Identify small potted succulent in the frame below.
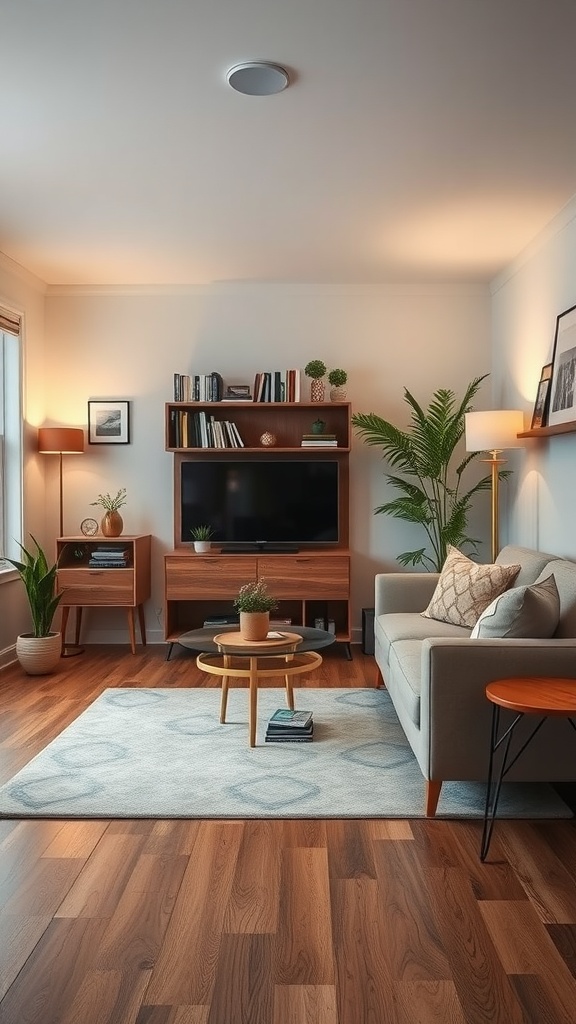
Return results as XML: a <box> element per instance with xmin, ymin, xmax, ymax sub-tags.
<box><xmin>190</xmin><ymin>524</ymin><xmax>214</xmax><ymax>553</ymax></box>
<box><xmin>304</xmin><ymin>359</ymin><xmax>327</xmax><ymax>402</ymax></box>
<box><xmin>7</xmin><ymin>535</ymin><xmax>62</xmax><ymax>674</ymax></box>
<box><xmin>328</xmin><ymin>367</ymin><xmax>348</xmax><ymax>401</ymax></box>
<box><xmin>233</xmin><ymin>578</ymin><xmax>278</xmax><ymax>641</ymax></box>
<box><xmin>90</xmin><ymin>487</ymin><xmax>127</xmax><ymax>537</ymax></box>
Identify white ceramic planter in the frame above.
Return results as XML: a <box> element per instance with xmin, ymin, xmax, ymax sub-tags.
<box><xmin>193</xmin><ymin>541</ymin><xmax>212</xmax><ymax>553</ymax></box>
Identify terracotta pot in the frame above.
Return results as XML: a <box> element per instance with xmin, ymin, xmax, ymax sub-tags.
<box><xmin>16</xmin><ymin>632</ymin><xmax>61</xmax><ymax>675</ymax></box>
<box><xmin>310</xmin><ymin>379</ymin><xmax>325</xmax><ymax>403</ymax></box>
<box><xmin>101</xmin><ymin>510</ymin><xmax>124</xmax><ymax>537</ymax></box>
<box><xmin>239</xmin><ymin>611</ymin><xmax>270</xmax><ymax>642</ymax></box>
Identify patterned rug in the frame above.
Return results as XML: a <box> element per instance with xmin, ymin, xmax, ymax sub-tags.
<box><xmin>0</xmin><ymin>687</ymin><xmax>571</xmax><ymax>819</ymax></box>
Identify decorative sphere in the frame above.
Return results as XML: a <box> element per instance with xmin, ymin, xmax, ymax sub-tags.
<box><xmin>259</xmin><ymin>431</ymin><xmax>277</xmax><ymax>447</ymax></box>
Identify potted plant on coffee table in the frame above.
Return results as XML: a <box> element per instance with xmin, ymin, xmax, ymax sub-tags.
<box><xmin>233</xmin><ymin>579</ymin><xmax>278</xmax><ymax>641</ymax></box>
<box><xmin>7</xmin><ymin>535</ymin><xmax>63</xmax><ymax>674</ymax></box>
<box><xmin>190</xmin><ymin>524</ymin><xmax>214</xmax><ymax>553</ymax></box>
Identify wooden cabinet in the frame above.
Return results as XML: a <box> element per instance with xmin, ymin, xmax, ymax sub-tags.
<box><xmin>164</xmin><ymin>550</ymin><xmax>351</xmax><ymax>652</ymax></box>
<box><xmin>164</xmin><ymin>400</ymin><xmax>352</xmax><ymax>656</ymax></box>
<box><xmin>56</xmin><ymin>535</ymin><xmax>151</xmax><ymax>654</ymax></box>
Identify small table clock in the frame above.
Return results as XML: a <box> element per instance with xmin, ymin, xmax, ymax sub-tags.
<box><xmin>80</xmin><ymin>517</ymin><xmax>99</xmax><ymax>537</ymax></box>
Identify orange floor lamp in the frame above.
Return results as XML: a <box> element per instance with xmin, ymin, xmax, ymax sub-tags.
<box><xmin>465</xmin><ymin>410</ymin><xmax>524</xmax><ymax>562</ymax></box>
<box><xmin>38</xmin><ymin>426</ymin><xmax>85</xmax><ymax>537</ymax></box>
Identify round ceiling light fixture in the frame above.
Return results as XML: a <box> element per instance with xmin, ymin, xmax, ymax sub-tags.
<box><xmin>226</xmin><ymin>61</ymin><xmax>290</xmax><ymax>96</ymax></box>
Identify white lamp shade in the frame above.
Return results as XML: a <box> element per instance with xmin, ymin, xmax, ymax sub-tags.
<box><xmin>465</xmin><ymin>410</ymin><xmax>525</xmax><ymax>452</ymax></box>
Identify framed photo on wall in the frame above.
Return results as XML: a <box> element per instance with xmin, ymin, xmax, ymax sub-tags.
<box><xmin>88</xmin><ymin>400</ymin><xmax>131</xmax><ymax>444</ymax></box>
<box><xmin>548</xmin><ymin>304</ymin><xmax>576</xmax><ymax>427</ymax></box>
<box><xmin>530</xmin><ymin>361</ymin><xmax>553</xmax><ymax>429</ymax></box>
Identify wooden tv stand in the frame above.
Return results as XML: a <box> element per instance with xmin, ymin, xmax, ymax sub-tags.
<box><xmin>164</xmin><ymin>399</ymin><xmax>352</xmax><ymax>658</ymax></box>
<box><xmin>164</xmin><ymin>548</ymin><xmax>351</xmax><ymax>658</ymax></box>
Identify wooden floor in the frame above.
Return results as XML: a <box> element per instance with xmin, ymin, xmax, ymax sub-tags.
<box><xmin>1</xmin><ymin>644</ymin><xmax>576</xmax><ymax>1024</ymax></box>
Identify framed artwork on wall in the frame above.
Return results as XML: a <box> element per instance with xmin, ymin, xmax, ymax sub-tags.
<box><xmin>88</xmin><ymin>400</ymin><xmax>131</xmax><ymax>444</ymax></box>
<box><xmin>530</xmin><ymin>361</ymin><xmax>553</xmax><ymax>429</ymax></box>
<box><xmin>548</xmin><ymin>304</ymin><xmax>576</xmax><ymax>427</ymax></box>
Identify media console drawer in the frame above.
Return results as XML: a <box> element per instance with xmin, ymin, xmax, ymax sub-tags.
<box><xmin>165</xmin><ymin>555</ymin><xmax>257</xmax><ymax>599</ymax></box>
<box><xmin>258</xmin><ymin>555</ymin><xmax>349</xmax><ymax>597</ymax></box>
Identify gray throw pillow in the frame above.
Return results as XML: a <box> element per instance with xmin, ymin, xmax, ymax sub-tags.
<box><xmin>470</xmin><ymin>573</ymin><xmax>560</xmax><ymax>639</ymax></box>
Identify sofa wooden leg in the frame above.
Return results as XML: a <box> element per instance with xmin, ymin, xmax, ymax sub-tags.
<box><xmin>425</xmin><ymin>780</ymin><xmax>442</xmax><ymax>817</ymax></box>
<box><xmin>375</xmin><ymin>665</ymin><xmax>385</xmax><ymax>689</ymax></box>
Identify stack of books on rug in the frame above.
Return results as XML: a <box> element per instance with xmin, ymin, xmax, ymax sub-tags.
<box><xmin>88</xmin><ymin>545</ymin><xmax>130</xmax><ymax>568</ymax></box>
<box><xmin>265</xmin><ymin>708</ymin><xmax>313</xmax><ymax>743</ymax></box>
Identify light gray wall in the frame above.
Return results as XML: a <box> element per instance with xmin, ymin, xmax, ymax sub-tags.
<box><xmin>491</xmin><ymin>195</ymin><xmax>576</xmax><ymax>559</ymax></box>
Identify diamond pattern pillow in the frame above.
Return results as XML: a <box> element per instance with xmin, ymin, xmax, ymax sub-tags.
<box><xmin>422</xmin><ymin>545</ymin><xmax>521</xmax><ymax>628</ymax></box>
<box><xmin>470</xmin><ymin>573</ymin><xmax>559</xmax><ymax>639</ymax></box>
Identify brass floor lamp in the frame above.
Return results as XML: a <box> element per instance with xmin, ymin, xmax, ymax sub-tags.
<box><xmin>38</xmin><ymin>426</ymin><xmax>85</xmax><ymax>656</ymax></box>
<box><xmin>465</xmin><ymin>410</ymin><xmax>525</xmax><ymax>562</ymax></box>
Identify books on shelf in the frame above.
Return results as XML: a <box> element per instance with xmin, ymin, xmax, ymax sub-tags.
<box><xmin>301</xmin><ymin>433</ymin><xmax>338</xmax><ymax>447</ymax></box>
<box><xmin>173</xmin><ymin>372</ymin><xmax>224</xmax><ymax>403</ymax></box>
<box><xmin>252</xmin><ymin>368</ymin><xmax>301</xmax><ymax>403</ymax></box>
<box><xmin>169</xmin><ymin>408</ymin><xmax>245</xmax><ymax>449</ymax></box>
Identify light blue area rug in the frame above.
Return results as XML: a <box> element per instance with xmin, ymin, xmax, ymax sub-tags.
<box><xmin>0</xmin><ymin>688</ymin><xmax>571</xmax><ymax>819</ymax></box>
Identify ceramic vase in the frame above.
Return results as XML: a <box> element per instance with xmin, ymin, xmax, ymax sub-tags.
<box><xmin>193</xmin><ymin>541</ymin><xmax>211</xmax><ymax>553</ymax></box>
<box><xmin>310</xmin><ymin>379</ymin><xmax>325</xmax><ymax>402</ymax></box>
<box><xmin>330</xmin><ymin>386</ymin><xmax>347</xmax><ymax>401</ymax></box>
<box><xmin>101</xmin><ymin>511</ymin><xmax>124</xmax><ymax>537</ymax></box>
<box><xmin>239</xmin><ymin>611</ymin><xmax>270</xmax><ymax>642</ymax></box>
<box><xmin>16</xmin><ymin>632</ymin><xmax>61</xmax><ymax>675</ymax></box>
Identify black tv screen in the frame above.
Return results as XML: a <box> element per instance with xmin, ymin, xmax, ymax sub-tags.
<box><xmin>181</xmin><ymin>460</ymin><xmax>339</xmax><ymax>546</ymax></box>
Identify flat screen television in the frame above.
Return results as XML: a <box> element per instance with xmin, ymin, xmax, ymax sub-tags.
<box><xmin>180</xmin><ymin>459</ymin><xmax>339</xmax><ymax>548</ymax></box>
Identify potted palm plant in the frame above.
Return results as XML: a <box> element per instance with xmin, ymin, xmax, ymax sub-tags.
<box><xmin>233</xmin><ymin>579</ymin><xmax>278</xmax><ymax>641</ymax></box>
<box><xmin>190</xmin><ymin>524</ymin><xmax>214</xmax><ymax>552</ymax></box>
<box><xmin>352</xmin><ymin>375</ymin><xmax>507</xmax><ymax>571</ymax></box>
<box><xmin>7</xmin><ymin>535</ymin><xmax>62</xmax><ymax>674</ymax></box>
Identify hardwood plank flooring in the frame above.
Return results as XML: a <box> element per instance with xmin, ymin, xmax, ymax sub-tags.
<box><xmin>1</xmin><ymin>644</ymin><xmax>576</xmax><ymax>1023</ymax></box>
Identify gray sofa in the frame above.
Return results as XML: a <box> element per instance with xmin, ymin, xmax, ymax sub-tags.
<box><xmin>374</xmin><ymin>545</ymin><xmax>576</xmax><ymax>815</ymax></box>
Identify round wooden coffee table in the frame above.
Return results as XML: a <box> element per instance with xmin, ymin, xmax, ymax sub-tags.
<box><xmin>179</xmin><ymin>626</ymin><xmax>334</xmax><ymax>747</ymax></box>
<box><xmin>480</xmin><ymin>676</ymin><xmax>576</xmax><ymax>861</ymax></box>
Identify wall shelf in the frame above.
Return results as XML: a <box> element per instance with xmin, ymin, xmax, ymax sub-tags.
<box><xmin>518</xmin><ymin>420</ymin><xmax>576</xmax><ymax>438</ymax></box>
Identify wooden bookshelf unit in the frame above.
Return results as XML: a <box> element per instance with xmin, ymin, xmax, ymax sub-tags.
<box><xmin>164</xmin><ymin>401</ymin><xmax>352</xmax><ymax>657</ymax></box>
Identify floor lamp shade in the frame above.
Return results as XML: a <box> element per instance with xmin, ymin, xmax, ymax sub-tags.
<box><xmin>38</xmin><ymin>427</ymin><xmax>85</xmax><ymax>537</ymax></box>
<box><xmin>465</xmin><ymin>410</ymin><xmax>524</xmax><ymax>563</ymax></box>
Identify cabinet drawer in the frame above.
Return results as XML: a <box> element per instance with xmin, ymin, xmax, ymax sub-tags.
<box><xmin>258</xmin><ymin>555</ymin><xmax>349</xmax><ymax>598</ymax></box>
<box><xmin>57</xmin><ymin>568</ymin><xmax>135</xmax><ymax>605</ymax></box>
<box><xmin>166</xmin><ymin>556</ymin><xmax>257</xmax><ymax>599</ymax></box>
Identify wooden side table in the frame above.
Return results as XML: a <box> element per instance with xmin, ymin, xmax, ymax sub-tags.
<box><xmin>480</xmin><ymin>677</ymin><xmax>576</xmax><ymax>861</ymax></box>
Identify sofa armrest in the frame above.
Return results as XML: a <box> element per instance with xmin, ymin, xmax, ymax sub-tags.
<box><xmin>420</xmin><ymin>637</ymin><xmax>576</xmax><ymax>778</ymax></box>
<box><xmin>375</xmin><ymin>572</ymin><xmax>440</xmax><ymax>616</ymax></box>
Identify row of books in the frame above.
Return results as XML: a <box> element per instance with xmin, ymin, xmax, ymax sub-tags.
<box><xmin>88</xmin><ymin>545</ymin><xmax>130</xmax><ymax>568</ymax></box>
<box><xmin>173</xmin><ymin>372</ymin><xmax>224</xmax><ymax>402</ymax></box>
<box><xmin>253</xmin><ymin>369</ymin><xmax>301</xmax><ymax>403</ymax></box>
<box><xmin>300</xmin><ymin>433</ymin><xmax>338</xmax><ymax>447</ymax></box>
<box><xmin>265</xmin><ymin>708</ymin><xmax>313</xmax><ymax>743</ymax></box>
<box><xmin>170</xmin><ymin>409</ymin><xmax>245</xmax><ymax>448</ymax></box>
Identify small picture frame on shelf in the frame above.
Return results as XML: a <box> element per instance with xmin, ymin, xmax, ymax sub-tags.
<box><xmin>530</xmin><ymin>362</ymin><xmax>553</xmax><ymax>429</ymax></box>
<box><xmin>547</xmin><ymin>304</ymin><xmax>576</xmax><ymax>427</ymax></box>
<box><xmin>88</xmin><ymin>400</ymin><xmax>131</xmax><ymax>444</ymax></box>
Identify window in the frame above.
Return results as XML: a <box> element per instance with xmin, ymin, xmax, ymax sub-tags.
<box><xmin>0</xmin><ymin>306</ymin><xmax>22</xmax><ymax>572</ymax></box>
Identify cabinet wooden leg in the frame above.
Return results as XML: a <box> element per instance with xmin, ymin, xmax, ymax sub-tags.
<box><xmin>137</xmin><ymin>604</ymin><xmax>147</xmax><ymax>646</ymax></box>
<box><xmin>127</xmin><ymin>608</ymin><xmax>136</xmax><ymax>655</ymax></box>
<box><xmin>60</xmin><ymin>607</ymin><xmax>70</xmax><ymax>655</ymax></box>
<box><xmin>74</xmin><ymin>607</ymin><xmax>83</xmax><ymax>646</ymax></box>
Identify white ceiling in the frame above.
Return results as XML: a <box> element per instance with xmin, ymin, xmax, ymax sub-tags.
<box><xmin>3</xmin><ymin>0</ymin><xmax>576</xmax><ymax>287</ymax></box>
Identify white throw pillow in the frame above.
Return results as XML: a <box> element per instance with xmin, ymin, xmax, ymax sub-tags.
<box><xmin>422</xmin><ymin>545</ymin><xmax>521</xmax><ymax>629</ymax></box>
<box><xmin>470</xmin><ymin>573</ymin><xmax>560</xmax><ymax>639</ymax></box>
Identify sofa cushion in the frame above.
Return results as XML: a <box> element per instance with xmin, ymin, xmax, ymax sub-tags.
<box><xmin>375</xmin><ymin>611</ymin><xmax>470</xmax><ymax>664</ymax></box>
<box><xmin>496</xmin><ymin>545</ymin><xmax>558</xmax><ymax>587</ymax></box>
<box><xmin>470</xmin><ymin>573</ymin><xmax>560</xmax><ymax>639</ymax></box>
<box><xmin>422</xmin><ymin>545</ymin><xmax>521</xmax><ymax>628</ymax></box>
<box><xmin>388</xmin><ymin>639</ymin><xmax>423</xmax><ymax>727</ymax></box>
<box><xmin>533</xmin><ymin>559</ymin><xmax>576</xmax><ymax>638</ymax></box>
